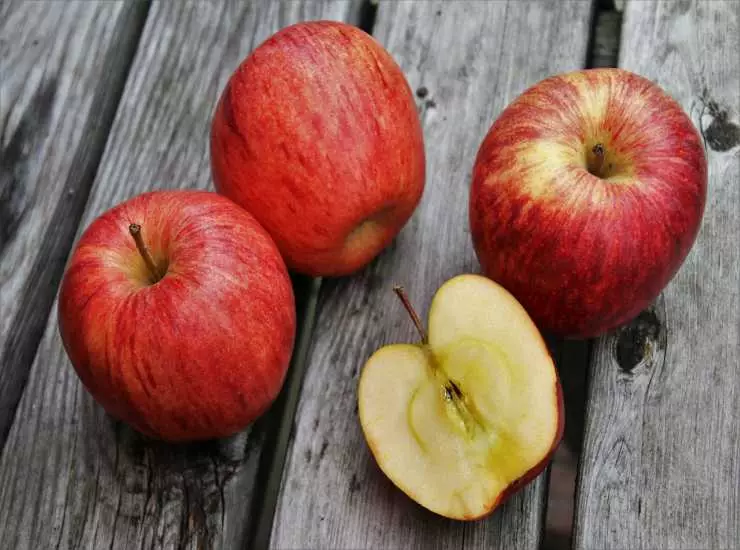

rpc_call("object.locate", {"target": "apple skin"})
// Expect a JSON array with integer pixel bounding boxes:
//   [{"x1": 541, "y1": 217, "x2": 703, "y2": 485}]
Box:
[
  {"x1": 57, "y1": 190, "x2": 295, "y2": 442},
  {"x1": 470, "y1": 68, "x2": 707, "y2": 338},
  {"x1": 210, "y1": 21, "x2": 425, "y2": 276}
]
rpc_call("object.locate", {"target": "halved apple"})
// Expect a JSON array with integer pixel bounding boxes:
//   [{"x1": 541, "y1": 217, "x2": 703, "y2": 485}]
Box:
[{"x1": 358, "y1": 274, "x2": 563, "y2": 520}]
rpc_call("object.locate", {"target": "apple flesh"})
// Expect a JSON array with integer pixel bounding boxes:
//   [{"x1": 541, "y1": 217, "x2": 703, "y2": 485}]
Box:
[
  {"x1": 210, "y1": 21, "x2": 425, "y2": 276},
  {"x1": 358, "y1": 275, "x2": 563, "y2": 520},
  {"x1": 58, "y1": 190, "x2": 296, "y2": 442},
  {"x1": 470, "y1": 68, "x2": 707, "y2": 337}
]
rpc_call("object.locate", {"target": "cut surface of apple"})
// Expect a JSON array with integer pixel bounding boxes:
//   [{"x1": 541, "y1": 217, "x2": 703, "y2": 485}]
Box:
[{"x1": 358, "y1": 274, "x2": 563, "y2": 520}]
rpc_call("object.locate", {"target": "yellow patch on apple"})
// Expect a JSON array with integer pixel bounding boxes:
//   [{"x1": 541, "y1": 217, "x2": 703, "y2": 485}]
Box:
[{"x1": 358, "y1": 274, "x2": 564, "y2": 520}]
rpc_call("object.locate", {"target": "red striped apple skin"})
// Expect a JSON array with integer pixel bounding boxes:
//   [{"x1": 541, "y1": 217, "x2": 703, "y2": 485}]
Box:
[
  {"x1": 58, "y1": 191, "x2": 295, "y2": 442},
  {"x1": 210, "y1": 21, "x2": 425, "y2": 276},
  {"x1": 470, "y1": 68, "x2": 707, "y2": 338}
]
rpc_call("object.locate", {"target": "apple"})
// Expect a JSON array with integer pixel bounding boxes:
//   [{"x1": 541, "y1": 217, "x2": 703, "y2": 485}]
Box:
[
  {"x1": 358, "y1": 275, "x2": 563, "y2": 520},
  {"x1": 470, "y1": 68, "x2": 707, "y2": 338},
  {"x1": 210, "y1": 20, "x2": 425, "y2": 276},
  {"x1": 57, "y1": 190, "x2": 296, "y2": 442}
]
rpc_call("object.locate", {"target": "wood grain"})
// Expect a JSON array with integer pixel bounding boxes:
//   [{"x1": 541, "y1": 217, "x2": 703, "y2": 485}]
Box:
[
  {"x1": 0, "y1": 2, "x2": 359, "y2": 549},
  {"x1": 0, "y1": 0, "x2": 147, "y2": 450},
  {"x1": 270, "y1": 2, "x2": 594, "y2": 548},
  {"x1": 574, "y1": 1, "x2": 740, "y2": 548}
]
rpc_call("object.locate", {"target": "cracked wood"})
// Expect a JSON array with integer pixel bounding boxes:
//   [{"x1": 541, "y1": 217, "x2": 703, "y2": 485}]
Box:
[
  {"x1": 0, "y1": 2, "x2": 359, "y2": 549},
  {"x1": 269, "y1": 1, "x2": 594, "y2": 548},
  {"x1": 574, "y1": 1, "x2": 740, "y2": 548}
]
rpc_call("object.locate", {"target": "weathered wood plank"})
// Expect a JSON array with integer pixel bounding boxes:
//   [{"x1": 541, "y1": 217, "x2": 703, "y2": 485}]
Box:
[
  {"x1": 270, "y1": 2, "x2": 594, "y2": 548},
  {"x1": 574, "y1": 1, "x2": 740, "y2": 548},
  {"x1": 0, "y1": 0, "x2": 147, "y2": 449},
  {"x1": 0, "y1": 2, "x2": 359, "y2": 550}
]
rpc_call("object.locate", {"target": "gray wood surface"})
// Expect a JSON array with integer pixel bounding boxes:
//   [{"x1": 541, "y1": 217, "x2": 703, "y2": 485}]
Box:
[
  {"x1": 0, "y1": 0, "x2": 147, "y2": 450},
  {"x1": 574, "y1": 1, "x2": 740, "y2": 548},
  {"x1": 0, "y1": 2, "x2": 359, "y2": 549},
  {"x1": 270, "y1": 2, "x2": 594, "y2": 548}
]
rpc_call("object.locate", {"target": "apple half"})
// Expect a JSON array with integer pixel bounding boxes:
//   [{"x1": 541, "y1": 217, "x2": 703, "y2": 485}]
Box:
[{"x1": 358, "y1": 274, "x2": 563, "y2": 520}]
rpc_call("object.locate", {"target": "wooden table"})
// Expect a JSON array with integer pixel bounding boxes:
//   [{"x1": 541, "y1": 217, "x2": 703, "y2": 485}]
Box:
[{"x1": 1, "y1": 1, "x2": 737, "y2": 549}]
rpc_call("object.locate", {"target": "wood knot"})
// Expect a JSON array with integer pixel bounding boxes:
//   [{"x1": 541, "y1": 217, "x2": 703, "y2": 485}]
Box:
[
  {"x1": 704, "y1": 112, "x2": 739, "y2": 152},
  {"x1": 615, "y1": 308, "x2": 663, "y2": 372},
  {"x1": 700, "y1": 91, "x2": 740, "y2": 152}
]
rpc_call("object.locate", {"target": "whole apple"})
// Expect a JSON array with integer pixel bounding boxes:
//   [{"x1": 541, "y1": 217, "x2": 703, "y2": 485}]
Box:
[
  {"x1": 58, "y1": 190, "x2": 296, "y2": 442},
  {"x1": 210, "y1": 21, "x2": 425, "y2": 276},
  {"x1": 470, "y1": 68, "x2": 707, "y2": 338}
]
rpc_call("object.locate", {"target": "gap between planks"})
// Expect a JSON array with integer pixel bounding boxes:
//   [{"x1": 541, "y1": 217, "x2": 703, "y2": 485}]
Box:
[{"x1": 541, "y1": 2, "x2": 624, "y2": 548}]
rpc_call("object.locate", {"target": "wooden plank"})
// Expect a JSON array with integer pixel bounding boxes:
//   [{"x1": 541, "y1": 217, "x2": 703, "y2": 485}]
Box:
[
  {"x1": 574, "y1": 1, "x2": 740, "y2": 548},
  {"x1": 0, "y1": 0, "x2": 147, "y2": 449},
  {"x1": 270, "y1": 2, "x2": 594, "y2": 548},
  {"x1": 0, "y1": 2, "x2": 359, "y2": 550}
]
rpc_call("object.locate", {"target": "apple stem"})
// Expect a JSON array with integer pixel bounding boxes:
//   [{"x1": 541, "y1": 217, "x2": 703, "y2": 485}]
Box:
[
  {"x1": 393, "y1": 285, "x2": 428, "y2": 344},
  {"x1": 129, "y1": 223, "x2": 163, "y2": 282},
  {"x1": 590, "y1": 143, "x2": 606, "y2": 177}
]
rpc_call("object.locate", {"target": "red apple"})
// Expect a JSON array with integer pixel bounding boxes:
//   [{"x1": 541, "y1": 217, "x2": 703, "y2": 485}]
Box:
[
  {"x1": 58, "y1": 190, "x2": 295, "y2": 442},
  {"x1": 470, "y1": 68, "x2": 707, "y2": 338},
  {"x1": 210, "y1": 21, "x2": 425, "y2": 276}
]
